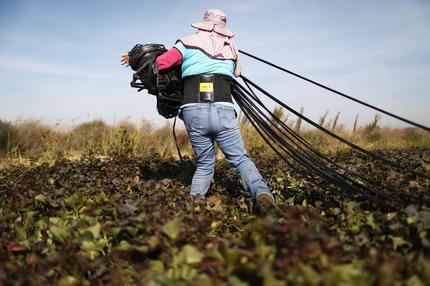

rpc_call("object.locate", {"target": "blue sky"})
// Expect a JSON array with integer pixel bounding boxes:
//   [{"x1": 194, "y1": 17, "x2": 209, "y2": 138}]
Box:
[{"x1": 1, "y1": 0, "x2": 429, "y2": 129}]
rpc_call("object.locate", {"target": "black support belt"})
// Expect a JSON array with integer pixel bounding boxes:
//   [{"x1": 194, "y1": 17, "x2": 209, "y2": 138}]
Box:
[{"x1": 182, "y1": 74, "x2": 233, "y2": 104}]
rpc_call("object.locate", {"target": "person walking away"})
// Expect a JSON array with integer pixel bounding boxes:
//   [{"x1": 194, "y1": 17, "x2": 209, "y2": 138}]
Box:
[{"x1": 121, "y1": 9, "x2": 282, "y2": 216}]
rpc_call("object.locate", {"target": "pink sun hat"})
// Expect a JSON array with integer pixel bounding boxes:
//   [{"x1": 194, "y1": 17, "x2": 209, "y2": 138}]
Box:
[{"x1": 191, "y1": 9, "x2": 234, "y2": 37}]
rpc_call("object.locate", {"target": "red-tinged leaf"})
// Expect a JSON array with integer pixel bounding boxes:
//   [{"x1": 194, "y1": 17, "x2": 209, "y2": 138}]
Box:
[{"x1": 6, "y1": 242, "x2": 26, "y2": 252}]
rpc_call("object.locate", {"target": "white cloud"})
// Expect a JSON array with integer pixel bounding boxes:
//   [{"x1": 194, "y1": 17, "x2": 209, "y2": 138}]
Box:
[{"x1": 0, "y1": 54, "x2": 110, "y2": 79}]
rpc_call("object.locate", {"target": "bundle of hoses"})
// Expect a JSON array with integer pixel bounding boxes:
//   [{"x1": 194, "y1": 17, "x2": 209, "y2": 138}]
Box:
[
  {"x1": 128, "y1": 44, "x2": 183, "y2": 118},
  {"x1": 231, "y1": 78, "x2": 429, "y2": 208},
  {"x1": 127, "y1": 43, "x2": 430, "y2": 208},
  {"x1": 232, "y1": 51, "x2": 430, "y2": 208}
]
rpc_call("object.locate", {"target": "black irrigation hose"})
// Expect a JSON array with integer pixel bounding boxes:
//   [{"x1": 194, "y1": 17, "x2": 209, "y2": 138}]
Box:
[
  {"x1": 235, "y1": 79, "x2": 430, "y2": 206},
  {"x1": 234, "y1": 84, "x2": 365, "y2": 192},
  {"x1": 232, "y1": 81, "x2": 404, "y2": 207},
  {"x1": 172, "y1": 116, "x2": 183, "y2": 162},
  {"x1": 235, "y1": 82, "x2": 430, "y2": 206},
  {"x1": 240, "y1": 75, "x2": 430, "y2": 180},
  {"x1": 239, "y1": 50, "x2": 430, "y2": 132},
  {"x1": 235, "y1": 79, "x2": 377, "y2": 187},
  {"x1": 238, "y1": 80, "x2": 358, "y2": 175},
  {"x1": 232, "y1": 76, "x2": 430, "y2": 207},
  {"x1": 241, "y1": 79, "x2": 372, "y2": 180}
]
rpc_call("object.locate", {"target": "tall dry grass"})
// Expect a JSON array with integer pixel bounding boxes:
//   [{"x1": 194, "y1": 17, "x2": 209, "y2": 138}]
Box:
[{"x1": 1, "y1": 107, "x2": 429, "y2": 164}]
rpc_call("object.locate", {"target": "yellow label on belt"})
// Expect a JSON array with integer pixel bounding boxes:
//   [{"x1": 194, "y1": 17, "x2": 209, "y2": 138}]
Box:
[{"x1": 199, "y1": 82, "x2": 214, "y2": 92}]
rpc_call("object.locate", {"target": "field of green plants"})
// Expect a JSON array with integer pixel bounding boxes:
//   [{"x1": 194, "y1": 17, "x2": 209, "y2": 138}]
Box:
[{"x1": 0, "y1": 118, "x2": 429, "y2": 285}]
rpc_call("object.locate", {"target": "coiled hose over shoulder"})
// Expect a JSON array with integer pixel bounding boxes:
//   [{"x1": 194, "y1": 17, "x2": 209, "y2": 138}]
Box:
[{"x1": 128, "y1": 43, "x2": 183, "y2": 118}]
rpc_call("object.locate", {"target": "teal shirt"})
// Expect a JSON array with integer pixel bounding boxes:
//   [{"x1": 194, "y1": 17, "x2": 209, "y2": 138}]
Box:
[
  {"x1": 174, "y1": 42, "x2": 235, "y2": 78},
  {"x1": 175, "y1": 41, "x2": 236, "y2": 110}
]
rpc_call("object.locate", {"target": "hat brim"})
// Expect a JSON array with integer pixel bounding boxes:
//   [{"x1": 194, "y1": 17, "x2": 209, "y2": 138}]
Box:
[{"x1": 191, "y1": 22, "x2": 234, "y2": 37}]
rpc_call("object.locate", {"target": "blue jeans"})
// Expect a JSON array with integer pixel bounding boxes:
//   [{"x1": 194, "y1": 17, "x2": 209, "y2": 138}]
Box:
[{"x1": 180, "y1": 103, "x2": 273, "y2": 199}]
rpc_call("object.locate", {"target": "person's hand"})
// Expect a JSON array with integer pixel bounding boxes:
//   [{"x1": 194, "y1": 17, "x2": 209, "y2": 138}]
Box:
[{"x1": 121, "y1": 52, "x2": 130, "y2": 67}]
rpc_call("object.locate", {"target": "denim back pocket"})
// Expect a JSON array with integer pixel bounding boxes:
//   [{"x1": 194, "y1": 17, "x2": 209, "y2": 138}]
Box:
[
  {"x1": 218, "y1": 106, "x2": 237, "y2": 129},
  {"x1": 182, "y1": 106, "x2": 202, "y2": 132}
]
